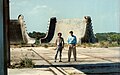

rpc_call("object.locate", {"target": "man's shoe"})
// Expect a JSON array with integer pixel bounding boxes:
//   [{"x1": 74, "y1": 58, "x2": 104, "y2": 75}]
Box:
[
  {"x1": 54, "y1": 60, "x2": 56, "y2": 62},
  {"x1": 68, "y1": 60, "x2": 70, "y2": 62},
  {"x1": 59, "y1": 60, "x2": 62, "y2": 62},
  {"x1": 75, "y1": 59, "x2": 77, "y2": 62}
]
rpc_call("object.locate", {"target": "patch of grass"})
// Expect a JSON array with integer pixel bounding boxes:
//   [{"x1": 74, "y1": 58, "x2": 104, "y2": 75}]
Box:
[
  {"x1": 99, "y1": 41, "x2": 109, "y2": 48},
  {"x1": 41, "y1": 44, "x2": 48, "y2": 48},
  {"x1": 44, "y1": 44, "x2": 48, "y2": 48},
  {"x1": 19, "y1": 58, "x2": 34, "y2": 68},
  {"x1": 77, "y1": 42, "x2": 110, "y2": 48},
  {"x1": 108, "y1": 42, "x2": 120, "y2": 47},
  {"x1": 40, "y1": 43, "x2": 56, "y2": 48},
  {"x1": 76, "y1": 43, "x2": 81, "y2": 47},
  {"x1": 10, "y1": 57, "x2": 35, "y2": 68}
]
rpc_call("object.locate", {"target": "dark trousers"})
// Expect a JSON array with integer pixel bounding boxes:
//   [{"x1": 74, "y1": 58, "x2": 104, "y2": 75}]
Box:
[{"x1": 55, "y1": 46, "x2": 63, "y2": 60}]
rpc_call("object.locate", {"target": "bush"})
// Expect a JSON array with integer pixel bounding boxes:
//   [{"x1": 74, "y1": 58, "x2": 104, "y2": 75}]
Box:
[
  {"x1": 10, "y1": 57, "x2": 35, "y2": 68},
  {"x1": 100, "y1": 41, "x2": 109, "y2": 48},
  {"x1": 109, "y1": 42, "x2": 120, "y2": 47},
  {"x1": 19, "y1": 58, "x2": 34, "y2": 68},
  {"x1": 41, "y1": 44, "x2": 49, "y2": 48}
]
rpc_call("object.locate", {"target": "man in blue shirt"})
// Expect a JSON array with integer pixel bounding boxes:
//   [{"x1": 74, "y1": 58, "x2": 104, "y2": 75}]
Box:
[{"x1": 68, "y1": 31, "x2": 77, "y2": 62}]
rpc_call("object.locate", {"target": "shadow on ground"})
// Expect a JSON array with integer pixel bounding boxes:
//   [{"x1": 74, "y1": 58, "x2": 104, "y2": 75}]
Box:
[{"x1": 34, "y1": 62, "x2": 120, "y2": 75}]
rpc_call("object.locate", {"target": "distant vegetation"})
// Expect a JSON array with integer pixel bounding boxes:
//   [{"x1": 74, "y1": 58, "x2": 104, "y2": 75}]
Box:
[
  {"x1": 95, "y1": 32, "x2": 120, "y2": 43},
  {"x1": 28, "y1": 31, "x2": 46, "y2": 39},
  {"x1": 93, "y1": 32, "x2": 120, "y2": 47},
  {"x1": 28, "y1": 31, "x2": 120, "y2": 43},
  {"x1": 25, "y1": 32, "x2": 120, "y2": 47},
  {"x1": 28, "y1": 31, "x2": 46, "y2": 45}
]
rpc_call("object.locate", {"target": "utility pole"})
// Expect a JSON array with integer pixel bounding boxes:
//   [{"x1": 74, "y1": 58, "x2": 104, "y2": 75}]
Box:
[{"x1": 0, "y1": 0, "x2": 7, "y2": 75}]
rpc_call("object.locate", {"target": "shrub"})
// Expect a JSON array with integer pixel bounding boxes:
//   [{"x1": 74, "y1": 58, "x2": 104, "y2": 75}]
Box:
[
  {"x1": 10, "y1": 57, "x2": 35, "y2": 68},
  {"x1": 42, "y1": 44, "x2": 48, "y2": 48},
  {"x1": 100, "y1": 41, "x2": 109, "y2": 48},
  {"x1": 19, "y1": 58, "x2": 34, "y2": 68}
]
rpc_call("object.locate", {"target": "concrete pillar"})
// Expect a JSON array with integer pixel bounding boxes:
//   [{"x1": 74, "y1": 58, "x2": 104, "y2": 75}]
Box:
[
  {"x1": 0, "y1": 0, "x2": 7, "y2": 75},
  {"x1": 3, "y1": 0, "x2": 10, "y2": 66}
]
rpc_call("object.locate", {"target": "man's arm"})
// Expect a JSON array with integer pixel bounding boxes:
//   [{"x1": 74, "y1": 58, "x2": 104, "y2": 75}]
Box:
[
  {"x1": 75, "y1": 36, "x2": 77, "y2": 45},
  {"x1": 55, "y1": 38, "x2": 57, "y2": 46},
  {"x1": 62, "y1": 38, "x2": 64, "y2": 48}
]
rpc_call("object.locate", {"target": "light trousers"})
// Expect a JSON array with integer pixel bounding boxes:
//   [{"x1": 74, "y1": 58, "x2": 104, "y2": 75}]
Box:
[{"x1": 68, "y1": 44, "x2": 76, "y2": 61}]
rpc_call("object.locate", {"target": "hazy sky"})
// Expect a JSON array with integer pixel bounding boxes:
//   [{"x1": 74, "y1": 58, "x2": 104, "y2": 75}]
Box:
[{"x1": 10, "y1": 0, "x2": 120, "y2": 33}]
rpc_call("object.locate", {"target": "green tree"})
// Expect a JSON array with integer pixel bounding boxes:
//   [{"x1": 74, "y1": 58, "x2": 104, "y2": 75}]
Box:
[
  {"x1": 95, "y1": 32, "x2": 120, "y2": 42},
  {"x1": 28, "y1": 31, "x2": 46, "y2": 39}
]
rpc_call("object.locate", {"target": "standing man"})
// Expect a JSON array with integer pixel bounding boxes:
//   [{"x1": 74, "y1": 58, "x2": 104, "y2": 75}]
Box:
[
  {"x1": 68, "y1": 31, "x2": 77, "y2": 62},
  {"x1": 55, "y1": 32, "x2": 64, "y2": 62}
]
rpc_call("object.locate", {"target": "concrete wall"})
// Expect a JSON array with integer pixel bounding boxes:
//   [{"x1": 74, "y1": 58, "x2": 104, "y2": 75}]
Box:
[
  {"x1": 42, "y1": 16, "x2": 96, "y2": 44},
  {"x1": 9, "y1": 20, "x2": 23, "y2": 44},
  {"x1": 41, "y1": 17, "x2": 56, "y2": 43},
  {"x1": 10, "y1": 15, "x2": 35, "y2": 44},
  {"x1": 50, "y1": 18, "x2": 87, "y2": 43}
]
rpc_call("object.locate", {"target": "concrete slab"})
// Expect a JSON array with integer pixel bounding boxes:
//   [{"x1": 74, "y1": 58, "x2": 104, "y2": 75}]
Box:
[
  {"x1": 49, "y1": 67, "x2": 67, "y2": 75},
  {"x1": 63, "y1": 67, "x2": 86, "y2": 75},
  {"x1": 8, "y1": 68, "x2": 54, "y2": 75},
  {"x1": 9, "y1": 47, "x2": 120, "y2": 75}
]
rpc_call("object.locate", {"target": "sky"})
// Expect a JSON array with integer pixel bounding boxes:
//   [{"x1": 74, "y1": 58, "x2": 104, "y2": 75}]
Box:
[{"x1": 10, "y1": 0, "x2": 120, "y2": 33}]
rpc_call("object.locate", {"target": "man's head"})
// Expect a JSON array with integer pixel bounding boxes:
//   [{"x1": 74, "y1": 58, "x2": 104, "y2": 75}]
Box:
[
  {"x1": 69, "y1": 31, "x2": 73, "y2": 36},
  {"x1": 58, "y1": 32, "x2": 62, "y2": 37}
]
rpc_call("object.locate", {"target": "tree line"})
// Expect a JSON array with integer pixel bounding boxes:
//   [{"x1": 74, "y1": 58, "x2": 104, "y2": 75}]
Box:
[
  {"x1": 95, "y1": 32, "x2": 120, "y2": 43},
  {"x1": 28, "y1": 31, "x2": 120, "y2": 44}
]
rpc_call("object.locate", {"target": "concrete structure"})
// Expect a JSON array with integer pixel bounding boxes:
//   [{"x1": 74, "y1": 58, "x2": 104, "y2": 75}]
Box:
[
  {"x1": 10, "y1": 15, "x2": 96, "y2": 44},
  {"x1": 41, "y1": 17, "x2": 56, "y2": 43},
  {"x1": 10, "y1": 15, "x2": 35, "y2": 44},
  {"x1": 50, "y1": 18, "x2": 87, "y2": 43},
  {"x1": 9, "y1": 20, "x2": 23, "y2": 44},
  {"x1": 0, "y1": 0, "x2": 7, "y2": 75},
  {"x1": 0, "y1": 1, "x2": 5, "y2": 74},
  {"x1": 4, "y1": 0, "x2": 10, "y2": 66},
  {"x1": 42, "y1": 16, "x2": 96, "y2": 43}
]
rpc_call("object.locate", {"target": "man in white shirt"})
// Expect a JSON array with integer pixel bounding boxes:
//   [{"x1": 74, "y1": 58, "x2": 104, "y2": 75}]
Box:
[{"x1": 54, "y1": 32, "x2": 64, "y2": 62}]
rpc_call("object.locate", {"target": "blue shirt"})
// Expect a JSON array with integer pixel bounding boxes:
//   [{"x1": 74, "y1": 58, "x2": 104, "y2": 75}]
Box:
[{"x1": 68, "y1": 35, "x2": 77, "y2": 44}]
